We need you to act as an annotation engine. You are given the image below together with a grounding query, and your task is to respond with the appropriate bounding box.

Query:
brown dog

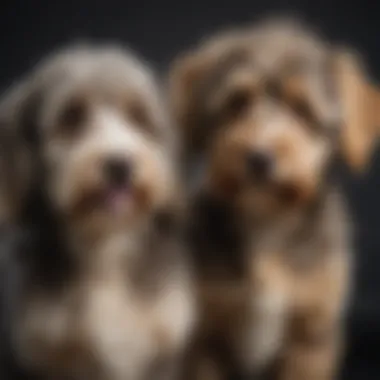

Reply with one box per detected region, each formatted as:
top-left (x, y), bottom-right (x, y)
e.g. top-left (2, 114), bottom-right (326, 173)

top-left (170, 18), bottom-right (380, 380)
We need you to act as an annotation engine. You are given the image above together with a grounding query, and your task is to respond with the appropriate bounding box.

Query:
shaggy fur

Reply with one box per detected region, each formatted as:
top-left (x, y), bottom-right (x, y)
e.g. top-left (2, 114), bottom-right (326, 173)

top-left (0, 44), bottom-right (195, 380)
top-left (170, 18), bottom-right (380, 380)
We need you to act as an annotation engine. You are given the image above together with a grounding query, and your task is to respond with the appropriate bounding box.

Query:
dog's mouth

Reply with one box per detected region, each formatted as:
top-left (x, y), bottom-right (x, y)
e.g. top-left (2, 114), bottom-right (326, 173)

top-left (73, 182), bottom-right (135, 217)
top-left (274, 183), bottom-right (303, 204)
top-left (254, 179), bottom-right (312, 207)
top-left (103, 184), bottom-right (134, 214)
top-left (210, 161), bottom-right (312, 211)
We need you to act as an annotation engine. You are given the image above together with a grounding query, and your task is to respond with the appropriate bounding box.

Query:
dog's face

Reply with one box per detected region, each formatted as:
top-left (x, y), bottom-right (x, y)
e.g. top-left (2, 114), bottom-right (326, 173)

top-left (0, 46), bottom-right (175, 231)
top-left (197, 37), bottom-right (335, 215)
top-left (171, 20), bottom-right (380, 218)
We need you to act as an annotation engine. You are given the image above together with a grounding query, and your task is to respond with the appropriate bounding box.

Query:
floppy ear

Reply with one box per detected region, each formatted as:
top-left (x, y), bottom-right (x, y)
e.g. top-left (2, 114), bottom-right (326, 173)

top-left (169, 49), bottom-right (214, 138)
top-left (0, 78), bottom-right (41, 224)
top-left (333, 50), bottom-right (380, 172)
top-left (169, 32), bottom-right (245, 142)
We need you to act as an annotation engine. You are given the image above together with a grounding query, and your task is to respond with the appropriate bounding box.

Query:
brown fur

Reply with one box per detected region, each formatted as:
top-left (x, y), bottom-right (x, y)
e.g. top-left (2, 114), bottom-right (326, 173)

top-left (0, 45), bottom-right (195, 380)
top-left (170, 18), bottom-right (380, 380)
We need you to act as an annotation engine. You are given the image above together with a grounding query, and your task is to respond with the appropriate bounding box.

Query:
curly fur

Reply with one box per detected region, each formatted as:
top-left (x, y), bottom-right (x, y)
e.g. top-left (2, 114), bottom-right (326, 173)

top-left (0, 44), bottom-right (195, 380)
top-left (170, 17), bottom-right (380, 380)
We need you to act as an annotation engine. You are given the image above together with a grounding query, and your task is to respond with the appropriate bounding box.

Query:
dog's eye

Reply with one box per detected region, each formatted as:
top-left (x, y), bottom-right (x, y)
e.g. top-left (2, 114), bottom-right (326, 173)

top-left (58, 100), bottom-right (87, 135)
top-left (291, 98), bottom-right (314, 121)
top-left (127, 102), bottom-right (155, 134)
top-left (224, 90), bottom-right (251, 119)
top-left (266, 80), bottom-right (282, 100)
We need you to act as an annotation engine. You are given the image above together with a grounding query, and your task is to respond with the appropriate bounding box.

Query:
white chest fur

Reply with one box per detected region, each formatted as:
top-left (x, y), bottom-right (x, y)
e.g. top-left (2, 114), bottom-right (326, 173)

top-left (16, 234), bottom-right (195, 380)
top-left (238, 279), bottom-right (289, 373)
top-left (236, 240), bottom-right (292, 374)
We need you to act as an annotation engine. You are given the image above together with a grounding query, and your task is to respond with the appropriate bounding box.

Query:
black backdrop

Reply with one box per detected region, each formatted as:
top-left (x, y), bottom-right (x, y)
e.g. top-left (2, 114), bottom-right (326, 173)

top-left (1, 0), bottom-right (380, 378)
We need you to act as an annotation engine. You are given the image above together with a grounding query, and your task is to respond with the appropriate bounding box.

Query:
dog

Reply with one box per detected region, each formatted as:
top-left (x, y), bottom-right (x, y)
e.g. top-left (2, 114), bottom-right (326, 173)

top-left (0, 44), bottom-right (195, 380)
top-left (170, 18), bottom-right (380, 380)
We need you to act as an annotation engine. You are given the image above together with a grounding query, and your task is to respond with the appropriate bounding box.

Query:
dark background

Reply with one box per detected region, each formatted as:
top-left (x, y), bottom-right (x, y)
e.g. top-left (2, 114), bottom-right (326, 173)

top-left (0, 0), bottom-right (380, 378)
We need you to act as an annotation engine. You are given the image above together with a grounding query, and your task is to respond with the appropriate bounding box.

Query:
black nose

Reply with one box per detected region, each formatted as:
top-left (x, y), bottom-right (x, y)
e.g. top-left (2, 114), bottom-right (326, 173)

top-left (104, 157), bottom-right (132, 187)
top-left (246, 151), bottom-right (273, 179)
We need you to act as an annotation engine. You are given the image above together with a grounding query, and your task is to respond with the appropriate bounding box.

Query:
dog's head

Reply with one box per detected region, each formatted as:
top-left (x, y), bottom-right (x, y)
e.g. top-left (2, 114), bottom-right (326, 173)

top-left (0, 45), bottom-right (176, 234)
top-left (170, 18), bottom-right (380, 218)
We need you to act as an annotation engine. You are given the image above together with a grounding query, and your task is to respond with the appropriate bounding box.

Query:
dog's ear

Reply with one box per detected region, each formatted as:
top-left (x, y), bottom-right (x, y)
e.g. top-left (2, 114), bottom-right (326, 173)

top-left (170, 49), bottom-right (218, 160)
top-left (333, 50), bottom-right (380, 172)
top-left (169, 49), bottom-right (214, 138)
top-left (0, 78), bottom-right (41, 223)
top-left (169, 33), bottom-right (244, 142)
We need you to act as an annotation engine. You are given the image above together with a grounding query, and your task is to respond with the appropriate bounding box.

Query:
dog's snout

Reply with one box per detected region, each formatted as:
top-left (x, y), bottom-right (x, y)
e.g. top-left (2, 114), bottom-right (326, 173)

top-left (104, 157), bottom-right (133, 187)
top-left (246, 151), bottom-right (273, 179)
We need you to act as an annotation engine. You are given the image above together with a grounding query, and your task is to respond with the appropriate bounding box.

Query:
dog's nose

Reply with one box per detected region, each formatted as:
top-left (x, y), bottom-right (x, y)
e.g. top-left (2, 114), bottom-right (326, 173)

top-left (104, 157), bottom-right (132, 187)
top-left (246, 151), bottom-right (273, 179)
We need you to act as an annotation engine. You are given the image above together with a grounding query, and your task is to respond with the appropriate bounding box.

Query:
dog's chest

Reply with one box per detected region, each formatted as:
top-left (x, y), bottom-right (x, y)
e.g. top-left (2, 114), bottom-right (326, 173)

top-left (82, 272), bottom-right (193, 379)
top-left (17, 243), bottom-right (194, 379)
top-left (193, 229), bottom-right (289, 372)
top-left (195, 227), bottom-right (292, 373)
top-left (198, 267), bottom-right (289, 373)
top-left (239, 252), bottom-right (290, 373)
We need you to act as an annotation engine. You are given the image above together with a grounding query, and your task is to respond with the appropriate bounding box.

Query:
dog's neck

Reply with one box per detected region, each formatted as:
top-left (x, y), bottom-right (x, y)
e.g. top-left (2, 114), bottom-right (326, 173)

top-left (190, 182), bottom-right (348, 279)
top-left (19, 189), bottom-right (183, 293)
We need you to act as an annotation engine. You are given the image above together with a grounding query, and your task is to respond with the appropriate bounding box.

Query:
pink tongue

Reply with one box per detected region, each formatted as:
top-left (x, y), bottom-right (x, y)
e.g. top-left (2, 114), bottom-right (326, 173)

top-left (106, 188), bottom-right (130, 214)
